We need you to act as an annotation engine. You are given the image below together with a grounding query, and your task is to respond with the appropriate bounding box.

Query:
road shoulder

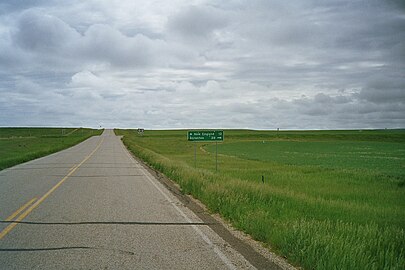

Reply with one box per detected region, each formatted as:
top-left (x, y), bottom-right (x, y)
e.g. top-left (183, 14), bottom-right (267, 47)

top-left (121, 139), bottom-right (296, 270)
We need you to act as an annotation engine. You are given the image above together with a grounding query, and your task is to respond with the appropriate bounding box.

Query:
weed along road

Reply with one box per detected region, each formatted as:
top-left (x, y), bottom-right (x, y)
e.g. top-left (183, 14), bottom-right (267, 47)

top-left (0, 129), bottom-right (270, 269)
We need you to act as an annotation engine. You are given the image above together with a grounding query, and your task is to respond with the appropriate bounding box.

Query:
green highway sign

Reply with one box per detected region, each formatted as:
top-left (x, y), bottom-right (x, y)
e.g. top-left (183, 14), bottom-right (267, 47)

top-left (188, 130), bottom-right (224, 142)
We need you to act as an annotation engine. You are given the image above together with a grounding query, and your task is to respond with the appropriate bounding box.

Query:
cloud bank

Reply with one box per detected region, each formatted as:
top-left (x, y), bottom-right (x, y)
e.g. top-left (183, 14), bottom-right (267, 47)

top-left (0, 0), bottom-right (404, 129)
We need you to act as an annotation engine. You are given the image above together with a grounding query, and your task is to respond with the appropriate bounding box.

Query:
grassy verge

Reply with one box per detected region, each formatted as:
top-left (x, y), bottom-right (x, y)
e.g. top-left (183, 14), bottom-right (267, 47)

top-left (115, 129), bottom-right (405, 270)
top-left (0, 127), bottom-right (103, 170)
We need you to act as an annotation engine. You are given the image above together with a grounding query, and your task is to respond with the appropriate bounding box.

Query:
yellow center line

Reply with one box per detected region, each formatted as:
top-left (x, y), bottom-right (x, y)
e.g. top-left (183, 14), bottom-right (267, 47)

top-left (5, 198), bottom-right (37, 222)
top-left (0, 138), bottom-right (104, 241)
top-left (68, 164), bottom-right (76, 172)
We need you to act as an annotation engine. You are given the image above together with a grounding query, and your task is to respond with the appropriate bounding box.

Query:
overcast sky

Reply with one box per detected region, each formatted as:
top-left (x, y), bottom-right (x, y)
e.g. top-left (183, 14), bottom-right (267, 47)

top-left (0, 0), bottom-right (404, 129)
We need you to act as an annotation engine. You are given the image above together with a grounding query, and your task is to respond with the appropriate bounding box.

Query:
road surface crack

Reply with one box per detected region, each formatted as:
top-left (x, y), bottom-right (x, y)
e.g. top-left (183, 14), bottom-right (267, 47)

top-left (0, 246), bottom-right (135, 255)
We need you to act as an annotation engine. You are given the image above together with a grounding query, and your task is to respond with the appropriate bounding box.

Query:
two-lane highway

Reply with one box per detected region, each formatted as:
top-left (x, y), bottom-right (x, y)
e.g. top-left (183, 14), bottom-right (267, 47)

top-left (0, 129), bottom-right (256, 269)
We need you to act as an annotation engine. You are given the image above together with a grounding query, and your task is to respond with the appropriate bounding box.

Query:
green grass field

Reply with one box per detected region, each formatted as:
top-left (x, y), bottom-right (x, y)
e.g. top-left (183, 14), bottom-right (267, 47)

top-left (0, 127), bottom-right (103, 170)
top-left (116, 129), bottom-right (405, 270)
top-left (207, 140), bottom-right (404, 177)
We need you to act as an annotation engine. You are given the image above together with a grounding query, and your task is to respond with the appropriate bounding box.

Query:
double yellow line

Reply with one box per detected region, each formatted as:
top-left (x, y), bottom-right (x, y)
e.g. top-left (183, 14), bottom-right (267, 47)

top-left (0, 138), bottom-right (104, 240)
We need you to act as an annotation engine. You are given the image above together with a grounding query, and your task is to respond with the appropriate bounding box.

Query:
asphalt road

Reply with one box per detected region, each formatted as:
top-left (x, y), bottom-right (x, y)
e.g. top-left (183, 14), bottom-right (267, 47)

top-left (0, 129), bottom-right (257, 269)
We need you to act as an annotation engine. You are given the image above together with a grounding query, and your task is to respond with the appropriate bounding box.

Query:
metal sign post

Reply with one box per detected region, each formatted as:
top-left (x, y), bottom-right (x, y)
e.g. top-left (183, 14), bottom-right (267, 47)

top-left (216, 142), bottom-right (218, 171)
top-left (188, 130), bottom-right (224, 171)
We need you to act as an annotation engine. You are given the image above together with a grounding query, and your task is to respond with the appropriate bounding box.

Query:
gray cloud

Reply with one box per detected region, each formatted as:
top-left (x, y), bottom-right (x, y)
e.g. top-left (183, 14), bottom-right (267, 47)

top-left (14, 10), bottom-right (80, 52)
top-left (0, 0), bottom-right (52, 14)
top-left (79, 24), bottom-right (159, 67)
top-left (167, 5), bottom-right (228, 41)
top-left (0, 0), bottom-right (404, 129)
top-left (359, 78), bottom-right (405, 104)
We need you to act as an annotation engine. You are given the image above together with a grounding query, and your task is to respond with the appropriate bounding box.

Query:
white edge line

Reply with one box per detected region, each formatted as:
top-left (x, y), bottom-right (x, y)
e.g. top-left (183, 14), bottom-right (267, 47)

top-left (120, 142), bottom-right (237, 270)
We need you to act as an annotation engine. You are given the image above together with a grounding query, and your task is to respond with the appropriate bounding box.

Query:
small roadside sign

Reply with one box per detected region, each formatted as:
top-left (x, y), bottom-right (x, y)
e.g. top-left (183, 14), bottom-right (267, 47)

top-left (188, 130), bottom-right (224, 171)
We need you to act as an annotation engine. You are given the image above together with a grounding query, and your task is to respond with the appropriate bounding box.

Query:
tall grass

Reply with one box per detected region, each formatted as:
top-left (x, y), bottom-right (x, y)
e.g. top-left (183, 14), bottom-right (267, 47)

top-left (116, 129), bottom-right (405, 270)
